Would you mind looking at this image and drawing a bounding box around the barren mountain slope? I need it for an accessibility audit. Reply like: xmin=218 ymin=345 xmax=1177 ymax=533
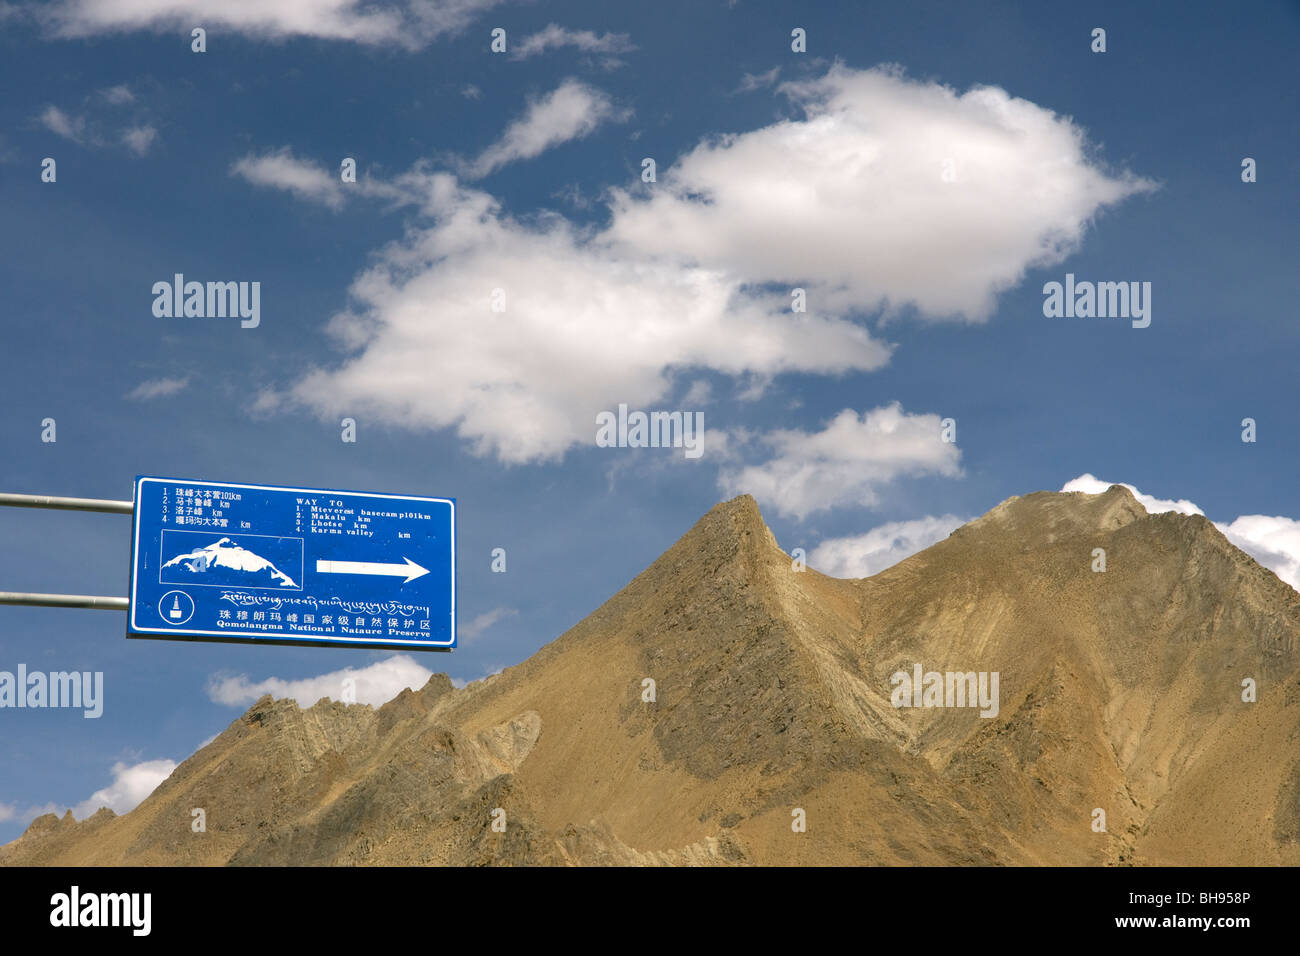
xmin=4 ymin=484 xmax=1297 ymax=865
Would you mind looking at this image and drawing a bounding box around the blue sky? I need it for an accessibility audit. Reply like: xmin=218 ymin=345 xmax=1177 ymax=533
xmin=1 ymin=0 xmax=1297 ymax=840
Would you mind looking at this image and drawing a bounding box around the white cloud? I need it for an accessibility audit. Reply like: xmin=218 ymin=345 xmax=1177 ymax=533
xmin=45 ymin=0 xmax=502 ymax=48
xmin=39 ymin=100 xmax=158 ymax=155
xmin=271 ymin=173 xmax=887 ymax=464
xmin=512 ymin=23 xmax=635 ymax=59
xmin=1061 ymin=474 xmax=1300 ymax=592
xmin=121 ymin=123 xmax=158 ymax=155
xmin=101 ymin=83 xmax=134 ymax=104
xmin=39 ymin=105 xmax=85 ymax=142
xmin=1217 ymin=515 xmax=1300 ymax=593
xmin=126 ymin=376 xmax=189 ymax=400
xmin=461 ymin=84 xmax=482 ymax=100
xmin=719 ymin=404 xmax=962 ymax=520
xmin=681 ymin=379 xmax=712 ymax=406
xmin=231 ymin=148 xmax=444 ymax=211
xmin=460 ymin=606 xmax=517 ymax=641
xmin=206 ymin=654 xmax=435 ymax=709
xmin=248 ymin=64 xmax=1151 ymax=465
xmin=809 ymin=514 xmax=969 ymax=577
xmin=468 ymin=79 xmax=629 ymax=178
xmin=734 ymin=67 xmax=780 ymax=93
xmin=231 ymin=148 xmax=347 ymax=209
xmin=1 ymin=759 xmax=176 ymax=830
xmin=72 ymin=759 xmax=176 ymax=819
xmin=607 ymin=63 xmax=1155 ymax=321
xmin=1061 ymin=473 xmax=1202 ymax=516
xmin=0 ymin=801 xmax=61 ymax=825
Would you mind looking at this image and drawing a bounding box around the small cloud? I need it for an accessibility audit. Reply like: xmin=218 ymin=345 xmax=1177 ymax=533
xmin=44 ymin=0 xmax=507 ymax=49
xmin=101 ymin=84 xmax=135 ymax=105
xmin=0 ymin=800 xmax=61 ymax=825
xmin=682 ymin=379 xmax=712 ymax=406
xmin=38 ymin=105 xmax=85 ymax=142
xmin=126 ymin=376 xmax=189 ymax=400
xmin=1061 ymin=473 xmax=1202 ymax=516
xmin=734 ymin=66 xmax=780 ymax=93
xmin=0 ymin=3 xmax=33 ymax=24
xmin=468 ymin=78 xmax=630 ymax=178
xmin=1217 ymin=515 xmax=1300 ymax=593
xmin=512 ymin=23 xmax=635 ymax=60
xmin=4 ymin=760 xmax=180 ymax=828
xmin=231 ymin=147 xmax=346 ymax=209
xmin=809 ymin=514 xmax=969 ymax=577
xmin=460 ymin=607 xmax=518 ymax=642
xmin=550 ymin=182 xmax=593 ymax=209
xmin=207 ymin=654 xmax=435 ymax=709
xmin=719 ymin=404 xmax=961 ymax=520
xmin=121 ymin=124 xmax=158 ymax=156
xmin=461 ymin=84 xmax=482 ymax=100
xmin=72 ymin=759 xmax=177 ymax=818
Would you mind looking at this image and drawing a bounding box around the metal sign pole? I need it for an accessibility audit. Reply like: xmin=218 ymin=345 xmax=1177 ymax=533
xmin=0 ymin=592 xmax=128 ymax=610
xmin=0 ymin=492 xmax=134 ymax=515
xmin=0 ymin=491 xmax=133 ymax=610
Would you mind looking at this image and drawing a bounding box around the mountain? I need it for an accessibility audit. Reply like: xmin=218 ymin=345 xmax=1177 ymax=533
xmin=162 ymin=537 xmax=298 ymax=588
xmin=5 ymin=484 xmax=1299 ymax=866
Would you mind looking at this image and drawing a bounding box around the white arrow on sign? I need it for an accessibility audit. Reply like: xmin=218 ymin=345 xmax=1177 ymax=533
xmin=316 ymin=557 xmax=430 ymax=584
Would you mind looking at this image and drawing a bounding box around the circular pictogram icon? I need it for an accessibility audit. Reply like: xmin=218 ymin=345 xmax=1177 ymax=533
xmin=159 ymin=590 xmax=195 ymax=625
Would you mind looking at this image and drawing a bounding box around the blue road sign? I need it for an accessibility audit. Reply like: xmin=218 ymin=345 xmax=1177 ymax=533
xmin=128 ymin=477 xmax=455 ymax=650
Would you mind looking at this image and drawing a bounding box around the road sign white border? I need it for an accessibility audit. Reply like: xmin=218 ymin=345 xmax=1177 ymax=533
xmin=130 ymin=476 xmax=456 ymax=649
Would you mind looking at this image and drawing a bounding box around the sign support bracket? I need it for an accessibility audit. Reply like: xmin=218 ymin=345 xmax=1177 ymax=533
xmin=0 ymin=490 xmax=133 ymax=610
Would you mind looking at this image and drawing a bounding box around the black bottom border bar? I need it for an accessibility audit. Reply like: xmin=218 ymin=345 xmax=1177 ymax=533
xmin=0 ymin=865 xmax=1279 ymax=941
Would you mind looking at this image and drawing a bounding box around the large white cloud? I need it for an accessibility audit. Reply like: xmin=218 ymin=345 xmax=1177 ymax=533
xmin=607 ymin=64 xmax=1155 ymax=321
xmin=468 ymin=79 xmax=629 ymax=178
xmin=1062 ymin=474 xmax=1300 ymax=592
xmin=45 ymin=0 xmax=500 ymax=47
xmin=809 ymin=513 xmax=969 ymax=577
xmin=267 ymin=173 xmax=889 ymax=463
xmin=206 ymin=654 xmax=435 ymax=709
xmin=245 ymin=64 xmax=1150 ymax=463
xmin=719 ymin=403 xmax=962 ymax=520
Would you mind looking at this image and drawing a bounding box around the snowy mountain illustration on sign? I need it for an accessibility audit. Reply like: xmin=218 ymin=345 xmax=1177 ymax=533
xmin=162 ymin=538 xmax=298 ymax=588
